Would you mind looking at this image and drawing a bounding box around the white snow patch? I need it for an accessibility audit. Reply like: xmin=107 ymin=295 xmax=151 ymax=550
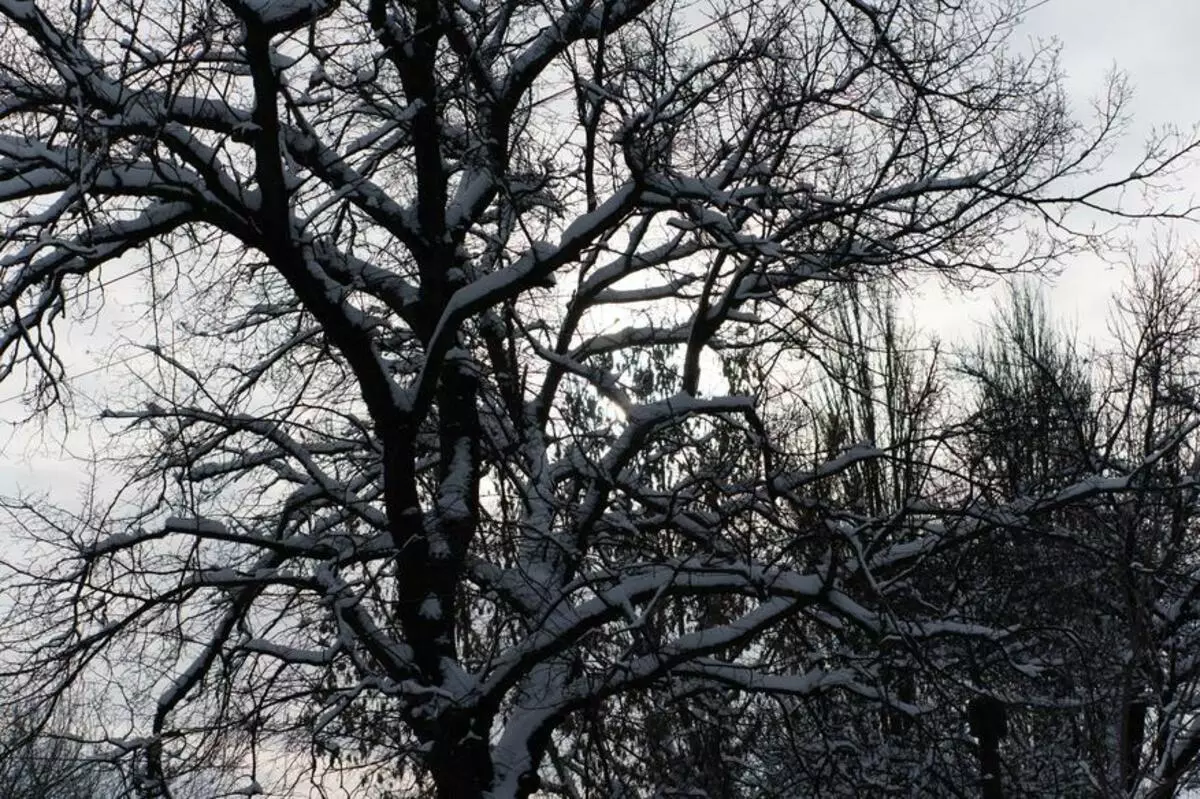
xmin=419 ymin=595 xmax=442 ymax=620
xmin=242 ymin=0 xmax=331 ymax=27
xmin=165 ymin=515 xmax=231 ymax=536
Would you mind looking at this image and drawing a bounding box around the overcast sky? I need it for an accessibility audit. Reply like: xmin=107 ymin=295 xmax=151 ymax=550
xmin=920 ymin=0 xmax=1200 ymax=338
xmin=3 ymin=1 xmax=1200 ymax=502
xmin=1034 ymin=0 xmax=1200 ymax=311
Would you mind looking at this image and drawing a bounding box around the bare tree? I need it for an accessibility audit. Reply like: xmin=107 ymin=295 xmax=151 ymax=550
xmin=954 ymin=284 xmax=1104 ymax=796
xmin=1089 ymin=247 xmax=1200 ymax=799
xmin=0 ymin=701 xmax=117 ymax=799
xmin=944 ymin=267 xmax=1200 ymax=799
xmin=0 ymin=0 xmax=1192 ymax=796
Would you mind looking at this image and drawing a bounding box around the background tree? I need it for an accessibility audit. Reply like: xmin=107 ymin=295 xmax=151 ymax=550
xmin=1088 ymin=248 xmax=1200 ymax=798
xmin=0 ymin=0 xmax=1193 ymax=797
xmin=739 ymin=279 xmax=967 ymax=798
xmin=942 ymin=266 xmax=1200 ymax=798
xmin=953 ymin=284 xmax=1104 ymax=796
xmin=0 ymin=701 xmax=118 ymax=799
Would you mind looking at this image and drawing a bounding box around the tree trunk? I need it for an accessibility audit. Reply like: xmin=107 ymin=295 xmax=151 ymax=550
xmin=978 ymin=738 xmax=1003 ymax=799
xmin=429 ymin=713 xmax=494 ymax=799
xmin=1121 ymin=699 xmax=1147 ymax=792
xmin=968 ymin=697 xmax=1007 ymax=799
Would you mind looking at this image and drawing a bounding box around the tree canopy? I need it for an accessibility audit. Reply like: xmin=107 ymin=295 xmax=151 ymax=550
xmin=0 ymin=0 xmax=1197 ymax=796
